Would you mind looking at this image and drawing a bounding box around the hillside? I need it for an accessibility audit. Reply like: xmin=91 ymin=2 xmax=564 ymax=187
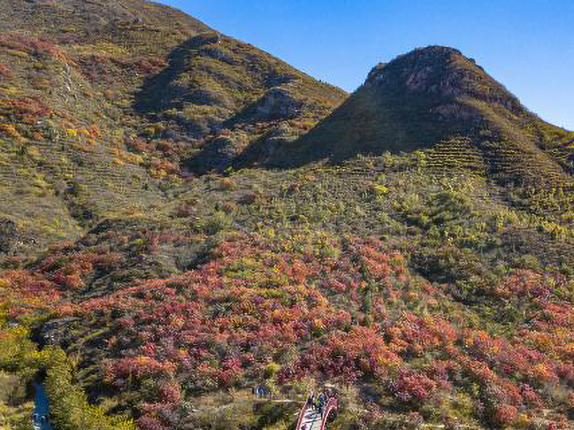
xmin=134 ymin=32 xmax=347 ymax=173
xmin=3 ymin=3 xmax=574 ymax=430
xmin=0 ymin=0 xmax=346 ymax=251
xmin=6 ymin=157 xmax=574 ymax=430
xmin=276 ymin=46 xmax=574 ymax=189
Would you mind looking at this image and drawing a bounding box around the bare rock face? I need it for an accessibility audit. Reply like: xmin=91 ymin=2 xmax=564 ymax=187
xmin=254 ymin=87 xmax=304 ymax=121
xmin=365 ymin=63 xmax=387 ymax=87
xmin=364 ymin=46 xmax=523 ymax=114
xmin=432 ymin=103 xmax=483 ymax=123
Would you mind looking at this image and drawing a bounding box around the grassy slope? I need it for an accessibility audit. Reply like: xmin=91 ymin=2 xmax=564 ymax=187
xmin=0 ymin=0 xmax=346 ymax=250
xmin=277 ymin=46 xmax=574 ymax=189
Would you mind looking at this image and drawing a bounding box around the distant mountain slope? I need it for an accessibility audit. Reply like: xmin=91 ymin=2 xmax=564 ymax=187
xmin=0 ymin=0 xmax=211 ymax=42
xmin=134 ymin=32 xmax=347 ymax=173
xmin=275 ymin=46 xmax=574 ymax=188
xmin=0 ymin=0 xmax=346 ymax=166
xmin=0 ymin=0 xmax=346 ymax=248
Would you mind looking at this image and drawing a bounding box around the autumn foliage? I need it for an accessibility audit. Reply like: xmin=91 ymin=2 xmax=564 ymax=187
xmin=2 ymin=229 xmax=573 ymax=429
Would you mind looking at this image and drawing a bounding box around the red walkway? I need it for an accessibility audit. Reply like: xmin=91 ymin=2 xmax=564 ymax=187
xmin=295 ymin=397 xmax=338 ymax=430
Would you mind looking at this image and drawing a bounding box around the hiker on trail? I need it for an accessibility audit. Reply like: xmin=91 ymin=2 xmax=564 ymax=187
xmin=253 ymin=385 xmax=265 ymax=398
xmin=306 ymin=393 xmax=315 ymax=409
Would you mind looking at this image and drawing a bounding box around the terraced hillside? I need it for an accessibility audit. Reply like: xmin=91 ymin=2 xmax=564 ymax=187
xmin=0 ymin=0 xmax=347 ymax=247
xmin=3 ymin=2 xmax=574 ymax=430
xmin=0 ymin=0 xmax=346 ymax=159
xmin=277 ymin=46 xmax=574 ymax=189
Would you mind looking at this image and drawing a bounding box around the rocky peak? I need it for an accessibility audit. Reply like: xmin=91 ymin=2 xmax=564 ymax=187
xmin=364 ymin=46 xmax=523 ymax=113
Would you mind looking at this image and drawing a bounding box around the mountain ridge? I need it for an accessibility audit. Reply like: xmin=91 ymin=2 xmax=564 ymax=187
xmin=0 ymin=0 xmax=347 ymax=249
xmin=269 ymin=45 xmax=574 ymax=189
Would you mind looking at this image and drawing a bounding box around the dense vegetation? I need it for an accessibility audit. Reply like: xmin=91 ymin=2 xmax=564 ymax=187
xmin=283 ymin=47 xmax=574 ymax=191
xmin=2 ymin=2 xmax=574 ymax=430
xmin=4 ymin=153 xmax=574 ymax=430
xmin=0 ymin=0 xmax=345 ymax=250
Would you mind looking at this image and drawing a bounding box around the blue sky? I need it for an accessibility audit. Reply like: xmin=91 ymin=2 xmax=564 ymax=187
xmin=158 ymin=0 xmax=573 ymax=130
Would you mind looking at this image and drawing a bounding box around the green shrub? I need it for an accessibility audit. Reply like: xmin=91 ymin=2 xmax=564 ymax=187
xmin=45 ymin=347 xmax=136 ymax=430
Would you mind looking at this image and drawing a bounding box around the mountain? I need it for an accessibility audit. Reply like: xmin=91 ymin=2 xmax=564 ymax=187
xmin=274 ymin=46 xmax=574 ymax=188
xmin=134 ymin=32 xmax=346 ymax=173
xmin=0 ymin=0 xmax=346 ymax=251
xmin=3 ymin=3 xmax=574 ymax=430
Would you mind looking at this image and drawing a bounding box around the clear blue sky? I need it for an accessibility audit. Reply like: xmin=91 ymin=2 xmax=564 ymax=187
xmin=158 ymin=0 xmax=573 ymax=130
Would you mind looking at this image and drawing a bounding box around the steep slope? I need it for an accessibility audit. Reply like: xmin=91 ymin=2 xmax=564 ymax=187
xmin=0 ymin=0 xmax=346 ymax=249
xmin=0 ymin=0 xmax=211 ymax=47
xmin=134 ymin=32 xmax=347 ymax=173
xmin=275 ymin=46 xmax=574 ymax=188
xmin=0 ymin=0 xmax=346 ymax=170
xmin=0 ymin=0 xmax=213 ymax=248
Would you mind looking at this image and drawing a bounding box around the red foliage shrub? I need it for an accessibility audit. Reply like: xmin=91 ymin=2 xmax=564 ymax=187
xmin=392 ymin=370 xmax=438 ymax=404
xmin=137 ymin=416 xmax=167 ymax=430
xmin=0 ymin=64 xmax=13 ymax=80
xmin=130 ymin=138 xmax=149 ymax=152
xmin=1 ymin=97 xmax=54 ymax=124
xmin=6 ymin=231 xmax=574 ymax=427
xmin=494 ymin=403 xmax=517 ymax=427
xmin=0 ymin=270 xmax=61 ymax=319
xmin=132 ymin=57 xmax=166 ymax=75
xmin=0 ymin=34 xmax=65 ymax=59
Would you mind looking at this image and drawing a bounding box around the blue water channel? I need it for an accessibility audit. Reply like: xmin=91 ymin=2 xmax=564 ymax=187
xmin=32 ymin=382 xmax=53 ymax=430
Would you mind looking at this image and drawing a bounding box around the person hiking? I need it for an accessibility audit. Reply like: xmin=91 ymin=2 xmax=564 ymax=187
xmin=309 ymin=393 xmax=317 ymax=409
xmin=306 ymin=393 xmax=314 ymax=409
xmin=314 ymin=397 xmax=321 ymax=412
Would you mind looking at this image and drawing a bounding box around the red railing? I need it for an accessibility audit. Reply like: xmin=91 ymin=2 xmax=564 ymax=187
xmin=295 ymin=400 xmax=309 ymax=430
xmin=319 ymin=397 xmax=338 ymax=430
